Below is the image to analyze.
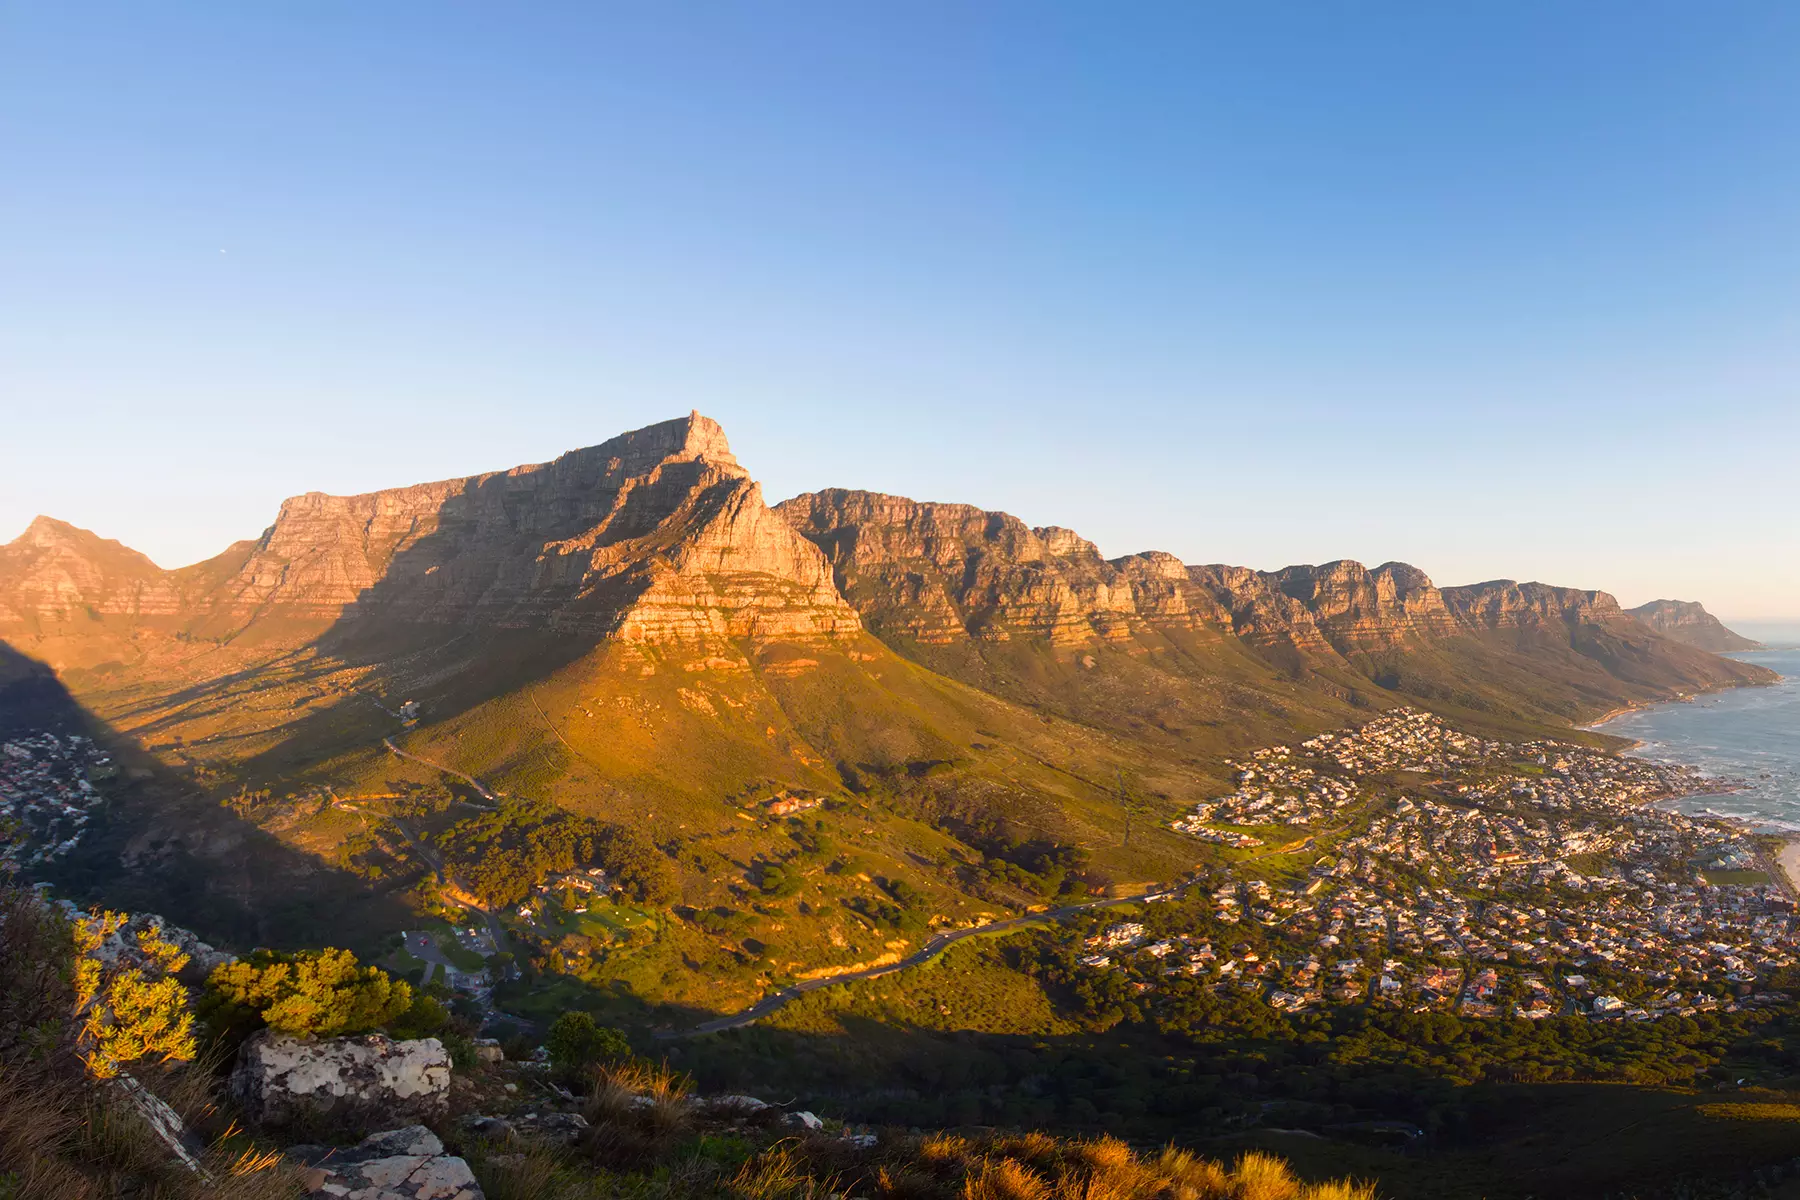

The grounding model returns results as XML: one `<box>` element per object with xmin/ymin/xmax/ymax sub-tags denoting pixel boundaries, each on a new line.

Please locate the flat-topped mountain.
<box><xmin>0</xmin><ymin>414</ymin><xmax>859</xmax><ymax>662</ymax></box>
<box><xmin>1627</xmin><ymin>598</ymin><xmax>1761</xmax><ymax>652</ymax></box>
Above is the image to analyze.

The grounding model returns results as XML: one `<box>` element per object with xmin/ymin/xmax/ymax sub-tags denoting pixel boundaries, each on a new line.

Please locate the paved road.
<box><xmin>656</xmin><ymin>885</ymin><xmax>1193</xmax><ymax>1040</ymax></box>
<box><xmin>383</xmin><ymin>737</ymin><xmax>500</xmax><ymax>807</ymax></box>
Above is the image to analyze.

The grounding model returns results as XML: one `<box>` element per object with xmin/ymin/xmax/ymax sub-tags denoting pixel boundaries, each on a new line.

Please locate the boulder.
<box><xmin>785</xmin><ymin>1110</ymin><xmax>824</xmax><ymax>1132</ymax></box>
<box><xmin>233</xmin><ymin>1031</ymin><xmax>451</xmax><ymax>1126</ymax></box>
<box><xmin>288</xmin><ymin>1126</ymin><xmax>482</xmax><ymax>1200</ymax></box>
<box><xmin>512</xmin><ymin>1110</ymin><xmax>589</xmax><ymax>1142</ymax></box>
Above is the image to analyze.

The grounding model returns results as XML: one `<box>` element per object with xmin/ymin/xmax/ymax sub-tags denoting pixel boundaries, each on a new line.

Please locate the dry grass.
<box><xmin>578</xmin><ymin>1057</ymin><xmax>696</xmax><ymax>1168</ymax></box>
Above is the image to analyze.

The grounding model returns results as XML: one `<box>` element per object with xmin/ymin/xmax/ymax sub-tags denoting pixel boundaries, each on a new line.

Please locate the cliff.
<box><xmin>1627</xmin><ymin>599</ymin><xmax>1761</xmax><ymax>652</ymax></box>
<box><xmin>1</xmin><ymin>414</ymin><xmax>859</xmax><ymax>652</ymax></box>
<box><xmin>776</xmin><ymin>489</ymin><xmax>1776</xmax><ymax>723</ymax></box>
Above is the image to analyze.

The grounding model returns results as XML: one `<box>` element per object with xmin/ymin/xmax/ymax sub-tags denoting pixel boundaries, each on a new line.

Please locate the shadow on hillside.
<box><xmin>1</xmin><ymin>639</ymin><xmax>415</xmax><ymax>955</ymax></box>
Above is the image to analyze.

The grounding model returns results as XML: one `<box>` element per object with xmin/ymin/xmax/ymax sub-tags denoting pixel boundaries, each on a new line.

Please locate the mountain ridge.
<box><xmin>1627</xmin><ymin>598</ymin><xmax>1761</xmax><ymax>652</ymax></box>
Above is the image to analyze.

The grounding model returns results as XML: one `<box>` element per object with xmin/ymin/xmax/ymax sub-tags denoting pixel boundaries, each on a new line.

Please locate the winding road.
<box><xmin>656</xmin><ymin>885</ymin><xmax>1190</xmax><ymax>1040</ymax></box>
<box><xmin>383</xmin><ymin>737</ymin><xmax>500</xmax><ymax>807</ymax></box>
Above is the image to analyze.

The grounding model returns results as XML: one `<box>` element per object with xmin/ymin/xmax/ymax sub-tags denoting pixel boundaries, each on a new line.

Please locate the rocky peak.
<box><xmin>1627</xmin><ymin>599</ymin><xmax>1760</xmax><ymax>652</ymax></box>
<box><xmin>1263</xmin><ymin>560</ymin><xmax>1458</xmax><ymax>650</ymax></box>
<box><xmin>0</xmin><ymin>516</ymin><xmax>180</xmax><ymax>624</ymax></box>
<box><xmin>1</xmin><ymin>415</ymin><xmax>855</xmax><ymax>647</ymax></box>
<box><xmin>1442</xmin><ymin>580</ymin><xmax>1623</xmax><ymax>629</ymax></box>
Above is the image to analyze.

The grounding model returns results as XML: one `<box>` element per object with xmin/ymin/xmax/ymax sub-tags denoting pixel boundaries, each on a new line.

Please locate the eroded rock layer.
<box><xmin>1</xmin><ymin>414</ymin><xmax>859</xmax><ymax>650</ymax></box>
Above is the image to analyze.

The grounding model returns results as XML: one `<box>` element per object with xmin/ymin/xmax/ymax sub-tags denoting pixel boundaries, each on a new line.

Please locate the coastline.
<box><xmin>1776</xmin><ymin>838</ymin><xmax>1800</xmax><ymax>899</ymax></box>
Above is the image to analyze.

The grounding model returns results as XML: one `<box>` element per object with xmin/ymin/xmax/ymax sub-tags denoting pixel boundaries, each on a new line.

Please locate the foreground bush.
<box><xmin>204</xmin><ymin>947</ymin><xmax>412</xmax><ymax>1038</ymax></box>
<box><xmin>546</xmin><ymin>1011</ymin><xmax>631</xmax><ymax>1073</ymax></box>
<box><xmin>0</xmin><ymin>883</ymin><xmax>304</xmax><ymax>1198</ymax></box>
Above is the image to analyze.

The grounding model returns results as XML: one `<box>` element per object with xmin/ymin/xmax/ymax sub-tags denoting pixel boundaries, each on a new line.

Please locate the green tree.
<box><xmin>204</xmin><ymin>948</ymin><xmax>412</xmax><ymax>1038</ymax></box>
<box><xmin>545</xmin><ymin>1010</ymin><xmax>631</xmax><ymax>1070</ymax></box>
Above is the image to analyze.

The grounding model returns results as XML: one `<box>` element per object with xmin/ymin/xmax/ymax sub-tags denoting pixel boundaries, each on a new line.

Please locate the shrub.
<box><xmin>545</xmin><ymin>1011</ymin><xmax>631</xmax><ymax>1071</ymax></box>
<box><xmin>204</xmin><ymin>948</ymin><xmax>411</xmax><ymax>1038</ymax></box>
<box><xmin>70</xmin><ymin>911</ymin><xmax>197</xmax><ymax>1080</ymax></box>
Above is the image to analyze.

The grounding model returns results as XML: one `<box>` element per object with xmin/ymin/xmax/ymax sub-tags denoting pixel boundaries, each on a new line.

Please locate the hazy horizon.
<box><xmin>6</xmin><ymin>5</ymin><xmax>1799</xmax><ymax>619</ymax></box>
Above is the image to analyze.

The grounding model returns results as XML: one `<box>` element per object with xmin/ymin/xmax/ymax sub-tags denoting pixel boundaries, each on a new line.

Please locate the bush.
<box><xmin>546</xmin><ymin>1011</ymin><xmax>631</xmax><ymax>1071</ymax></box>
<box><xmin>203</xmin><ymin>948</ymin><xmax>411</xmax><ymax>1039</ymax></box>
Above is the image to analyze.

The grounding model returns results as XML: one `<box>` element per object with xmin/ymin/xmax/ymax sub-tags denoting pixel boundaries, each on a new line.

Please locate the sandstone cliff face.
<box><xmin>1440</xmin><ymin>579</ymin><xmax>1623</xmax><ymax>630</ymax></box>
<box><xmin>0</xmin><ymin>517</ymin><xmax>184</xmax><ymax>627</ymax></box>
<box><xmin>3</xmin><ymin>415</ymin><xmax>859</xmax><ymax>647</ymax></box>
<box><xmin>776</xmin><ymin>489</ymin><xmax>1241</xmax><ymax>649</ymax></box>
<box><xmin>774</xmin><ymin>489</ymin><xmax>1776</xmax><ymax>712</ymax></box>
<box><xmin>1627</xmin><ymin>599</ymin><xmax>1760</xmax><ymax>652</ymax></box>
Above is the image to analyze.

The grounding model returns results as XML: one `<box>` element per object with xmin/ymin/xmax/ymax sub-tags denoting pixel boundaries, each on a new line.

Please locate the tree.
<box><xmin>70</xmin><ymin>911</ymin><xmax>197</xmax><ymax>1079</ymax></box>
<box><xmin>545</xmin><ymin>1011</ymin><xmax>631</xmax><ymax>1070</ymax></box>
<box><xmin>204</xmin><ymin>948</ymin><xmax>412</xmax><ymax>1038</ymax></box>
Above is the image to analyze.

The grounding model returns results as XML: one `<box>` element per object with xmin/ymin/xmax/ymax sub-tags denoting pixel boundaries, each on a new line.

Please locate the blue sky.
<box><xmin>3</xmin><ymin>3</ymin><xmax>1798</xmax><ymax>619</ymax></box>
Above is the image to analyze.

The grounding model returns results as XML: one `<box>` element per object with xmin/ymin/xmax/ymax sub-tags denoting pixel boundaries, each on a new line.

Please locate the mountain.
<box><xmin>1627</xmin><ymin>598</ymin><xmax>1761</xmax><ymax>652</ymax></box>
<box><xmin>775</xmin><ymin>489</ymin><xmax>1772</xmax><ymax>732</ymax></box>
<box><xmin>0</xmin><ymin>415</ymin><xmax>1778</xmax><ymax>1000</ymax></box>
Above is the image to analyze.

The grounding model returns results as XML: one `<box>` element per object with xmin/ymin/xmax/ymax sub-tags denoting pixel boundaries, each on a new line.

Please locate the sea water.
<box><xmin>1594</xmin><ymin>647</ymin><xmax>1800</xmax><ymax>829</ymax></box>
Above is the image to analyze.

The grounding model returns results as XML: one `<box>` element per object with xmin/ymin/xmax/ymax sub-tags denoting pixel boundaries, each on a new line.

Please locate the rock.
<box><xmin>461</xmin><ymin>1115</ymin><xmax>514</xmax><ymax>1140</ymax></box>
<box><xmin>701</xmin><ymin>1094</ymin><xmax>770</xmax><ymax>1115</ymax></box>
<box><xmin>785</xmin><ymin>1110</ymin><xmax>824</xmax><ymax>1131</ymax></box>
<box><xmin>471</xmin><ymin>1038</ymin><xmax>504</xmax><ymax>1065</ymax></box>
<box><xmin>287</xmin><ymin>1126</ymin><xmax>482</xmax><ymax>1200</ymax></box>
<box><xmin>512</xmin><ymin>1111</ymin><xmax>589</xmax><ymax>1142</ymax></box>
<box><xmin>1627</xmin><ymin>599</ymin><xmax>1761</xmax><ymax>651</ymax></box>
<box><xmin>232</xmin><ymin>1031</ymin><xmax>451</xmax><ymax>1127</ymax></box>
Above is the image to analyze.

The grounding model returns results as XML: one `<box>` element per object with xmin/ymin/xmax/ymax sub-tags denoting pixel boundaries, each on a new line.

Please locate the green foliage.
<box><xmin>70</xmin><ymin>912</ymin><xmax>196</xmax><ymax>1079</ymax></box>
<box><xmin>754</xmin><ymin>863</ymin><xmax>801</xmax><ymax>897</ymax></box>
<box><xmin>386</xmin><ymin>991</ymin><xmax>451</xmax><ymax>1040</ymax></box>
<box><xmin>545</xmin><ymin>1010</ymin><xmax>631</xmax><ymax>1070</ymax></box>
<box><xmin>204</xmin><ymin>948</ymin><xmax>412</xmax><ymax>1038</ymax></box>
<box><xmin>437</xmin><ymin>798</ymin><xmax>677</xmax><ymax>908</ymax></box>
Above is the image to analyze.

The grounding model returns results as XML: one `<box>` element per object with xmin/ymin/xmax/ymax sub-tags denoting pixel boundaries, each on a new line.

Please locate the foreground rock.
<box><xmin>233</xmin><ymin>1031</ymin><xmax>451</xmax><ymax>1126</ymax></box>
<box><xmin>287</xmin><ymin>1126</ymin><xmax>482</xmax><ymax>1200</ymax></box>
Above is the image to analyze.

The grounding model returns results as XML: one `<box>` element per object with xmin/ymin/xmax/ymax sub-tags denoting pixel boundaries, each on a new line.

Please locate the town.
<box><xmin>0</xmin><ymin>731</ymin><xmax>112</xmax><ymax>871</ymax></box>
<box><xmin>1119</xmin><ymin>708</ymin><xmax>1799</xmax><ymax>1022</ymax></box>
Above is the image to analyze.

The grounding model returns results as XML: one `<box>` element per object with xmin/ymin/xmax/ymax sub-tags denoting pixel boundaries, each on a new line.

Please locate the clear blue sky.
<box><xmin>4</xmin><ymin>3</ymin><xmax>1798</xmax><ymax>619</ymax></box>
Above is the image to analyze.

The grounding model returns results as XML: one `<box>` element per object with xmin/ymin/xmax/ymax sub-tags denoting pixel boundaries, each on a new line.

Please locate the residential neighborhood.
<box><xmin>0</xmin><ymin>731</ymin><xmax>111</xmax><ymax>871</ymax></box>
<box><xmin>1132</xmin><ymin>708</ymin><xmax>1799</xmax><ymax>1022</ymax></box>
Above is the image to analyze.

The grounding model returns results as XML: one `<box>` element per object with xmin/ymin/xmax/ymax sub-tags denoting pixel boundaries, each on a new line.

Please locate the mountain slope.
<box><xmin>1627</xmin><ymin>598</ymin><xmax>1761</xmax><ymax>652</ymax></box>
<box><xmin>0</xmin><ymin>416</ymin><xmax>1777</xmax><ymax>1004</ymax></box>
<box><xmin>775</xmin><ymin>489</ymin><xmax>1775</xmax><ymax>732</ymax></box>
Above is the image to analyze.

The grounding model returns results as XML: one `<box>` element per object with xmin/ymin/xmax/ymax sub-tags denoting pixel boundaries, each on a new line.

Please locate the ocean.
<box><xmin>1594</xmin><ymin>647</ymin><xmax>1800</xmax><ymax>830</ymax></box>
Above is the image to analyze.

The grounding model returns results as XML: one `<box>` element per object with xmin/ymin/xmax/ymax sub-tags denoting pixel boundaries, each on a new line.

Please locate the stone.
<box><xmin>785</xmin><ymin>1110</ymin><xmax>824</xmax><ymax>1131</ymax></box>
<box><xmin>287</xmin><ymin>1126</ymin><xmax>483</xmax><ymax>1200</ymax></box>
<box><xmin>512</xmin><ymin>1110</ymin><xmax>589</xmax><ymax>1142</ymax></box>
<box><xmin>232</xmin><ymin>1031</ymin><xmax>452</xmax><ymax>1127</ymax></box>
<box><xmin>461</xmin><ymin>1115</ymin><xmax>513</xmax><ymax>1140</ymax></box>
<box><xmin>470</xmin><ymin>1038</ymin><xmax>504</xmax><ymax>1065</ymax></box>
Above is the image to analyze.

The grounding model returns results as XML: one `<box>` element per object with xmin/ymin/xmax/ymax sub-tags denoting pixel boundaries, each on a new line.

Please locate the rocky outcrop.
<box><xmin>775</xmin><ymin>489</ymin><xmax>1236</xmax><ymax>648</ymax></box>
<box><xmin>1627</xmin><ymin>599</ymin><xmax>1760</xmax><ymax>651</ymax></box>
<box><xmin>0</xmin><ymin>517</ymin><xmax>183</xmax><ymax>628</ymax></box>
<box><xmin>777</xmin><ymin>488</ymin><xmax>1777</xmax><ymax>708</ymax></box>
<box><xmin>1</xmin><ymin>415</ymin><xmax>859</xmax><ymax>649</ymax></box>
<box><xmin>286</xmin><ymin>1126</ymin><xmax>482</xmax><ymax>1200</ymax></box>
<box><xmin>1442</xmin><ymin>580</ymin><xmax>1623</xmax><ymax>631</ymax></box>
<box><xmin>232</xmin><ymin>1031</ymin><xmax>452</xmax><ymax>1126</ymax></box>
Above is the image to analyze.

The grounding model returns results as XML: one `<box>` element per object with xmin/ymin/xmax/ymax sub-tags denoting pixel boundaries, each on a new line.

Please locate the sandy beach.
<box><xmin>1778</xmin><ymin>839</ymin><xmax>1800</xmax><ymax>896</ymax></box>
